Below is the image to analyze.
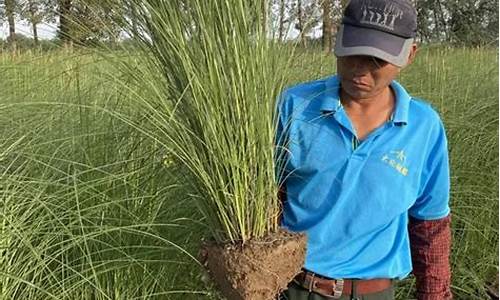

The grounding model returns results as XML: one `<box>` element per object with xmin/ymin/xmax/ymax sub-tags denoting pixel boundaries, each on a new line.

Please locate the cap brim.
<box><xmin>334</xmin><ymin>24</ymin><xmax>414</xmax><ymax>67</ymax></box>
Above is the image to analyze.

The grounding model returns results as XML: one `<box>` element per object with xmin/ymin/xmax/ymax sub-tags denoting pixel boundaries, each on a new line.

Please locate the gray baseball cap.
<box><xmin>334</xmin><ymin>0</ymin><xmax>417</xmax><ymax>67</ymax></box>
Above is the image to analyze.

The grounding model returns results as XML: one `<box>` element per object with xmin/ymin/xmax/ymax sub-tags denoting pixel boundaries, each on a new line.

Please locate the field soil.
<box><xmin>200</xmin><ymin>229</ymin><xmax>307</xmax><ymax>300</ymax></box>
<box><xmin>486</xmin><ymin>274</ymin><xmax>499</xmax><ymax>300</ymax></box>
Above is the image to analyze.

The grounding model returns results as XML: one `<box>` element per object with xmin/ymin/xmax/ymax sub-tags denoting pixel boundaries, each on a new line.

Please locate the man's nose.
<box><xmin>349</xmin><ymin>56</ymin><xmax>371</xmax><ymax>74</ymax></box>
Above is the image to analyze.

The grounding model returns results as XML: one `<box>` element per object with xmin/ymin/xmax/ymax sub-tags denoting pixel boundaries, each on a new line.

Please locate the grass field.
<box><xmin>0</xmin><ymin>46</ymin><xmax>498</xmax><ymax>299</ymax></box>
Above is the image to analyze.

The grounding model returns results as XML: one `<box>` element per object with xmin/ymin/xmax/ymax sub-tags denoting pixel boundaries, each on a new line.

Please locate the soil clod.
<box><xmin>201</xmin><ymin>229</ymin><xmax>307</xmax><ymax>300</ymax></box>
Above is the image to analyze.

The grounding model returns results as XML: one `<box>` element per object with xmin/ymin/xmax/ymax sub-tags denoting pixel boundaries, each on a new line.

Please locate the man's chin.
<box><xmin>342</xmin><ymin>88</ymin><xmax>373</xmax><ymax>100</ymax></box>
<box><xmin>340</xmin><ymin>81</ymin><xmax>374</xmax><ymax>99</ymax></box>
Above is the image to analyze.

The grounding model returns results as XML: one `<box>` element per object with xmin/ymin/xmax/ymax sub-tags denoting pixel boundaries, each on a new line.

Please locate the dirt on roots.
<box><xmin>200</xmin><ymin>229</ymin><xmax>307</xmax><ymax>300</ymax></box>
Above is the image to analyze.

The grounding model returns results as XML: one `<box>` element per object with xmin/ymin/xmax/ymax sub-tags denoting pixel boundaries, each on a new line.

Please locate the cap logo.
<box><xmin>360</xmin><ymin>1</ymin><xmax>404</xmax><ymax>31</ymax></box>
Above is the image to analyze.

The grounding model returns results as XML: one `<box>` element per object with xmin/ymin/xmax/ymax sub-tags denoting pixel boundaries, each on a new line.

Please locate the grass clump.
<box><xmin>0</xmin><ymin>29</ymin><xmax>497</xmax><ymax>300</ymax></box>
<box><xmin>117</xmin><ymin>0</ymin><xmax>294</xmax><ymax>243</ymax></box>
<box><xmin>0</xmin><ymin>52</ymin><xmax>215</xmax><ymax>300</ymax></box>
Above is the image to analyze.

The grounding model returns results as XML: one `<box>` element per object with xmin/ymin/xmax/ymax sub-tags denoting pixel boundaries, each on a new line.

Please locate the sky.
<box><xmin>0</xmin><ymin>21</ymin><xmax>57</xmax><ymax>40</ymax></box>
<box><xmin>0</xmin><ymin>18</ymin><xmax>322</xmax><ymax>41</ymax></box>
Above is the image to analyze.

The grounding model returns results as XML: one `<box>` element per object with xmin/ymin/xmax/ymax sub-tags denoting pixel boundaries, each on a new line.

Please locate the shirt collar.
<box><xmin>320</xmin><ymin>75</ymin><xmax>410</xmax><ymax>125</ymax></box>
<box><xmin>389</xmin><ymin>80</ymin><xmax>410</xmax><ymax>125</ymax></box>
<box><xmin>319</xmin><ymin>76</ymin><xmax>342</xmax><ymax>112</ymax></box>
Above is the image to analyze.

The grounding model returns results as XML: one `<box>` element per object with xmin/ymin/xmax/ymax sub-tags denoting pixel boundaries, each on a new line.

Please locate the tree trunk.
<box><xmin>58</xmin><ymin>0</ymin><xmax>72</xmax><ymax>45</ymax></box>
<box><xmin>261</xmin><ymin>0</ymin><xmax>268</xmax><ymax>36</ymax></box>
<box><xmin>322</xmin><ymin>0</ymin><xmax>333</xmax><ymax>54</ymax></box>
<box><xmin>278</xmin><ymin>0</ymin><xmax>285</xmax><ymax>41</ymax></box>
<box><xmin>435</xmin><ymin>0</ymin><xmax>447</xmax><ymax>41</ymax></box>
<box><xmin>32</xmin><ymin>22</ymin><xmax>39</xmax><ymax>45</ymax></box>
<box><xmin>5</xmin><ymin>0</ymin><xmax>16</xmax><ymax>51</ymax></box>
<box><xmin>336</xmin><ymin>0</ymin><xmax>349</xmax><ymax>44</ymax></box>
<box><xmin>297</xmin><ymin>0</ymin><xmax>305</xmax><ymax>46</ymax></box>
<box><xmin>29</xmin><ymin>0</ymin><xmax>39</xmax><ymax>45</ymax></box>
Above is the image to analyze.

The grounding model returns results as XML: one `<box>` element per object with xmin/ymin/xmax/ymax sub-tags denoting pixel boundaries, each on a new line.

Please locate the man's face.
<box><xmin>336</xmin><ymin>55</ymin><xmax>401</xmax><ymax>100</ymax></box>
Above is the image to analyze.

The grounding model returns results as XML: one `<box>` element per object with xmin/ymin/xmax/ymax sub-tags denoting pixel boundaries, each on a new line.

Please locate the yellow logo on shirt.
<box><xmin>381</xmin><ymin>150</ymin><xmax>409</xmax><ymax>176</ymax></box>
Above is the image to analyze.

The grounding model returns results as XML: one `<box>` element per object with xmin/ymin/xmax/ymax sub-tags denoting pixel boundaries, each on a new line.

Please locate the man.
<box><xmin>276</xmin><ymin>0</ymin><xmax>452</xmax><ymax>299</ymax></box>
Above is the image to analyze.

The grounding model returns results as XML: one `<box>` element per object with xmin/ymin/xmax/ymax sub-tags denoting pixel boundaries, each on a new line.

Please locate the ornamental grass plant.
<box><xmin>0</xmin><ymin>6</ymin><xmax>497</xmax><ymax>300</ymax></box>
<box><xmin>117</xmin><ymin>0</ymin><xmax>293</xmax><ymax>244</ymax></box>
<box><xmin>0</xmin><ymin>52</ymin><xmax>212</xmax><ymax>299</ymax></box>
<box><xmin>112</xmin><ymin>1</ymin><xmax>307</xmax><ymax>298</ymax></box>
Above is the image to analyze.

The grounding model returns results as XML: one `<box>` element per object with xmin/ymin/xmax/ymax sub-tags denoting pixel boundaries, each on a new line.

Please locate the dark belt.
<box><xmin>293</xmin><ymin>270</ymin><xmax>392</xmax><ymax>299</ymax></box>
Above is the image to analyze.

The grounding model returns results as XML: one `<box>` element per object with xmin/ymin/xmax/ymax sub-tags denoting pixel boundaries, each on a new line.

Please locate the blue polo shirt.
<box><xmin>276</xmin><ymin>75</ymin><xmax>450</xmax><ymax>280</ymax></box>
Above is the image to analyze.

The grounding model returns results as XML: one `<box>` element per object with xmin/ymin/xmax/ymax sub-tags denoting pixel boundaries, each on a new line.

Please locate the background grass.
<box><xmin>0</xmin><ymin>46</ymin><xmax>497</xmax><ymax>299</ymax></box>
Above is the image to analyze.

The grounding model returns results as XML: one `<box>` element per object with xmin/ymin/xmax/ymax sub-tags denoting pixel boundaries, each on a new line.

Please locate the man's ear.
<box><xmin>406</xmin><ymin>43</ymin><xmax>418</xmax><ymax>66</ymax></box>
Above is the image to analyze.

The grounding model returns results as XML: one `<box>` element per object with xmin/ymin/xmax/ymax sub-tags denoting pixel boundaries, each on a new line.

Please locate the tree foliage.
<box><xmin>18</xmin><ymin>0</ymin><xmax>57</xmax><ymax>44</ymax></box>
<box><xmin>1</xmin><ymin>0</ymin><xmax>498</xmax><ymax>48</ymax></box>
<box><xmin>1</xmin><ymin>0</ymin><xmax>17</xmax><ymax>49</ymax></box>
<box><xmin>56</xmin><ymin>0</ymin><xmax>123</xmax><ymax>45</ymax></box>
<box><xmin>415</xmin><ymin>0</ymin><xmax>497</xmax><ymax>45</ymax></box>
<box><xmin>268</xmin><ymin>0</ymin><xmax>498</xmax><ymax>46</ymax></box>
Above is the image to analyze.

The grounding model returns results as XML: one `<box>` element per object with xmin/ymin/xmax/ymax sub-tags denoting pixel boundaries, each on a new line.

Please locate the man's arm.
<box><xmin>408</xmin><ymin>116</ymin><xmax>452</xmax><ymax>300</ymax></box>
<box><xmin>409</xmin><ymin>215</ymin><xmax>452</xmax><ymax>300</ymax></box>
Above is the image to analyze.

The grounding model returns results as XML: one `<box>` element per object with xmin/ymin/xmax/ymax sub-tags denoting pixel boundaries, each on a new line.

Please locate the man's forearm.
<box><xmin>409</xmin><ymin>214</ymin><xmax>453</xmax><ymax>300</ymax></box>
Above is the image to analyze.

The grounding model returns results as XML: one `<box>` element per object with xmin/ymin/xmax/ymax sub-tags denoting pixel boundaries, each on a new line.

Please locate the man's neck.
<box><xmin>340</xmin><ymin>86</ymin><xmax>395</xmax><ymax>115</ymax></box>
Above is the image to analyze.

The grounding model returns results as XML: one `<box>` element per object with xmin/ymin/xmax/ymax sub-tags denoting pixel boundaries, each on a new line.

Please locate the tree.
<box><xmin>3</xmin><ymin>0</ymin><xmax>17</xmax><ymax>50</ymax></box>
<box><xmin>278</xmin><ymin>0</ymin><xmax>286</xmax><ymax>41</ymax></box>
<box><xmin>269</xmin><ymin>0</ymin><xmax>293</xmax><ymax>41</ymax></box>
<box><xmin>295</xmin><ymin>0</ymin><xmax>304</xmax><ymax>43</ymax></box>
<box><xmin>56</xmin><ymin>0</ymin><xmax>124</xmax><ymax>46</ymax></box>
<box><xmin>446</xmin><ymin>0</ymin><xmax>498</xmax><ymax>45</ymax></box>
<box><xmin>293</xmin><ymin>0</ymin><xmax>321</xmax><ymax>45</ymax></box>
<box><xmin>262</xmin><ymin>0</ymin><xmax>269</xmax><ymax>35</ymax></box>
<box><xmin>415</xmin><ymin>0</ymin><xmax>498</xmax><ymax>45</ymax></box>
<box><xmin>26</xmin><ymin>0</ymin><xmax>39</xmax><ymax>43</ymax></box>
<box><xmin>18</xmin><ymin>0</ymin><xmax>56</xmax><ymax>45</ymax></box>
<box><xmin>322</xmin><ymin>0</ymin><xmax>333</xmax><ymax>53</ymax></box>
<box><xmin>415</xmin><ymin>0</ymin><xmax>447</xmax><ymax>43</ymax></box>
<box><xmin>57</xmin><ymin>0</ymin><xmax>72</xmax><ymax>45</ymax></box>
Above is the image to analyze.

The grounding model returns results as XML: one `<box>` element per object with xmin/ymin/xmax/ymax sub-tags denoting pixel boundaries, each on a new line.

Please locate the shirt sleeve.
<box><xmin>275</xmin><ymin>90</ymin><xmax>290</xmax><ymax>225</ymax></box>
<box><xmin>409</xmin><ymin>115</ymin><xmax>453</xmax><ymax>299</ymax></box>
<box><xmin>409</xmin><ymin>215</ymin><xmax>453</xmax><ymax>300</ymax></box>
<box><xmin>409</xmin><ymin>117</ymin><xmax>450</xmax><ymax>220</ymax></box>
